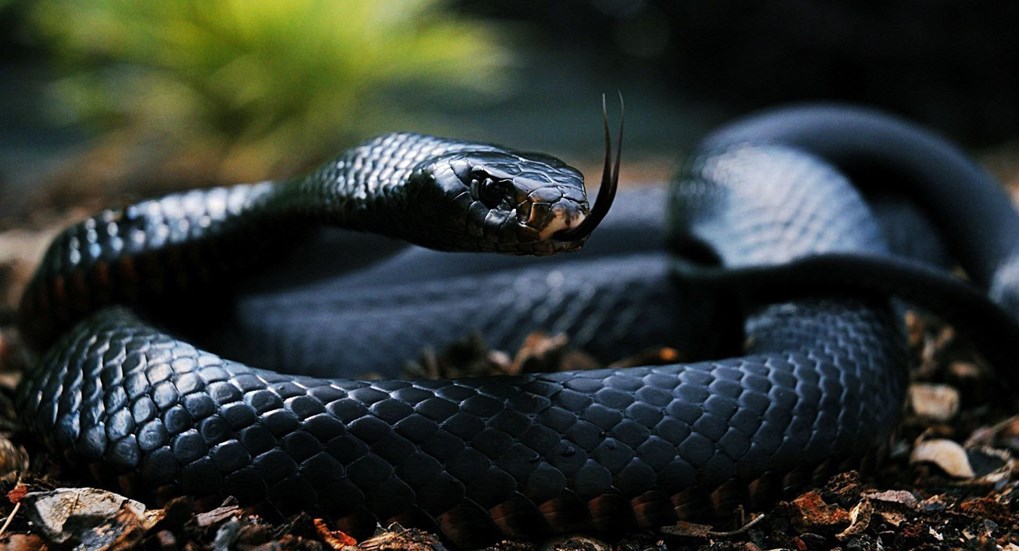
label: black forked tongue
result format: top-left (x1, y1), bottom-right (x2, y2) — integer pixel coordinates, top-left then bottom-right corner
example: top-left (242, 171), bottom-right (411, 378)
top-left (555, 92), bottom-right (623, 242)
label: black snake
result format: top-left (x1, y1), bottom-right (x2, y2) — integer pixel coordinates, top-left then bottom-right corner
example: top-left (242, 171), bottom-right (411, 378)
top-left (15, 104), bottom-right (1019, 547)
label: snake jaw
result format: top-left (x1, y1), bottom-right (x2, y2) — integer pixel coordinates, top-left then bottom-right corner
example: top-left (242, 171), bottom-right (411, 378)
top-left (433, 150), bottom-right (591, 255)
top-left (536, 202), bottom-right (587, 241)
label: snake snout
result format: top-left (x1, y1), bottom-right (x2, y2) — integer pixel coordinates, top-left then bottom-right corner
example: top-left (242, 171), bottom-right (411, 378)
top-left (532, 199), bottom-right (587, 240)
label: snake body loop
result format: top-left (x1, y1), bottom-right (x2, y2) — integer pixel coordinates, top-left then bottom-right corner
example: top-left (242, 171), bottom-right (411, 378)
top-left (16, 105), bottom-right (1019, 547)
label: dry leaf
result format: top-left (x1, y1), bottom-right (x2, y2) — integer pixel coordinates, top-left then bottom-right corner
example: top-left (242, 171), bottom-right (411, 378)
top-left (6, 482), bottom-right (28, 504)
top-left (789, 491), bottom-right (850, 532)
top-left (313, 518), bottom-right (357, 550)
top-left (20, 487), bottom-right (157, 546)
top-left (910, 439), bottom-right (975, 478)
top-left (195, 502), bottom-right (241, 528)
top-left (865, 490), bottom-right (918, 509)
top-left (908, 383), bottom-right (960, 421)
top-left (835, 499), bottom-right (873, 540)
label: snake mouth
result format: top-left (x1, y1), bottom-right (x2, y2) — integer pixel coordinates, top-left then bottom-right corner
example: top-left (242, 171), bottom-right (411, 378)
top-left (554, 93), bottom-right (623, 243)
top-left (537, 202), bottom-right (587, 240)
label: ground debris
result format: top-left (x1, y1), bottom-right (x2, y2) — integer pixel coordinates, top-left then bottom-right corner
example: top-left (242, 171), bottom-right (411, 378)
top-left (17, 487), bottom-right (160, 547)
top-left (403, 332), bottom-right (685, 380)
top-left (538, 535), bottom-right (611, 551)
top-left (510, 332), bottom-right (600, 375)
top-left (786, 491), bottom-right (851, 534)
top-left (403, 332), bottom-right (514, 379)
top-left (403, 331), bottom-right (601, 379)
top-left (359, 524), bottom-right (447, 551)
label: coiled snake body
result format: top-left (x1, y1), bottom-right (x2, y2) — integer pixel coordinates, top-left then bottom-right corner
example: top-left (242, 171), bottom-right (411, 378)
top-left (16, 105), bottom-right (1019, 546)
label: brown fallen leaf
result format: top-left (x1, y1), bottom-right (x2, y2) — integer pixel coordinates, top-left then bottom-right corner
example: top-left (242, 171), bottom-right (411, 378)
top-left (5, 482), bottom-right (28, 504)
top-left (313, 517), bottom-right (357, 550)
top-left (511, 332), bottom-right (571, 374)
top-left (511, 332), bottom-right (599, 374)
top-left (835, 499), bottom-right (873, 541)
top-left (910, 438), bottom-right (976, 478)
top-left (959, 496), bottom-right (1012, 525)
top-left (104, 504), bottom-right (165, 551)
top-left (788, 491), bottom-right (850, 533)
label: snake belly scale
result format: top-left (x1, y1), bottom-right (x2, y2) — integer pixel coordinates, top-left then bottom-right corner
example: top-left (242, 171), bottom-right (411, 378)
top-left (16, 105), bottom-right (1019, 546)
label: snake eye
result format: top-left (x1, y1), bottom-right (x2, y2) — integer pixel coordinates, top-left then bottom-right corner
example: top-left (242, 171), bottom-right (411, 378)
top-left (478, 178), bottom-right (510, 209)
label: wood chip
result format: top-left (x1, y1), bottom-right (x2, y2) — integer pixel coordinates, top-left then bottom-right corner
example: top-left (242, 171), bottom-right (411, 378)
top-left (194, 502), bottom-right (241, 528)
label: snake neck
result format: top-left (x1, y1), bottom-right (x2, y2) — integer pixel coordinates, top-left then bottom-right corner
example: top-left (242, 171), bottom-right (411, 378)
top-left (17, 182), bottom-right (281, 347)
top-left (266, 132), bottom-right (499, 239)
top-left (267, 168), bottom-right (410, 238)
top-left (17, 134), bottom-right (476, 348)
top-left (16, 176), bottom-right (388, 348)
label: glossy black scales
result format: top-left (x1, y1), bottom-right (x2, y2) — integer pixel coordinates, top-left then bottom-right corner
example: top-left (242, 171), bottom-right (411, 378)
top-left (17, 106), bottom-right (1019, 547)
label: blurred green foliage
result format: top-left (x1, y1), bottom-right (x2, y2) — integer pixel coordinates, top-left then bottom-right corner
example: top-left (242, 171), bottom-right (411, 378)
top-left (30, 0), bottom-right (510, 181)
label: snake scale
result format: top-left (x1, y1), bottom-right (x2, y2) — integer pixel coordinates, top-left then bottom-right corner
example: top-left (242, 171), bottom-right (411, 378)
top-left (15, 104), bottom-right (1019, 547)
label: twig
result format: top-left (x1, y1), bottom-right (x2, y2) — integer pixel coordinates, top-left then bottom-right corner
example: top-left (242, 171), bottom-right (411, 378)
top-left (0, 501), bottom-right (20, 536)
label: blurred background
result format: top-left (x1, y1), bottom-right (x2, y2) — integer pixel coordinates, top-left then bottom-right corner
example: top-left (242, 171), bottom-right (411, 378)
top-left (1, 0), bottom-right (1018, 225)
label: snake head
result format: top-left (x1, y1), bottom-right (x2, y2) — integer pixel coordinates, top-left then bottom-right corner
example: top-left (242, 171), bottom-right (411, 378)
top-left (409, 150), bottom-right (592, 255)
top-left (396, 96), bottom-right (621, 255)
